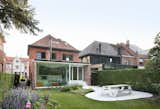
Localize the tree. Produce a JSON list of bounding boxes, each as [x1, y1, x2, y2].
[[0, 0, 41, 35], [149, 32, 160, 66], [146, 32, 160, 83]]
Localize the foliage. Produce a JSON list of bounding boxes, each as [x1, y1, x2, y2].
[[0, 0, 41, 35], [60, 85, 93, 95], [60, 85, 82, 92], [92, 69, 160, 95], [93, 69, 146, 86], [1, 88, 39, 109], [147, 32, 160, 75], [0, 88, 59, 109], [0, 73, 14, 101]]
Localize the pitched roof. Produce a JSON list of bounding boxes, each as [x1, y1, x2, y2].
[[119, 42, 148, 56], [30, 34, 79, 52], [5, 56, 29, 63], [119, 43, 137, 56], [129, 44, 148, 55], [79, 41, 119, 57]]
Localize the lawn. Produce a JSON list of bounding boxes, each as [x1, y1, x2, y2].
[[36, 90, 160, 109]]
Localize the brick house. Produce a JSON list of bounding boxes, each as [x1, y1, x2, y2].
[[28, 35, 91, 88], [118, 40, 149, 68], [0, 35, 5, 72], [28, 35, 80, 62]]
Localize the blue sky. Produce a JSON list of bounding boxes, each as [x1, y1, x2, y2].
[[4, 0, 160, 57]]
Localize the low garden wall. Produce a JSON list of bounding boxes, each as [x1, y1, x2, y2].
[[91, 69, 160, 95]]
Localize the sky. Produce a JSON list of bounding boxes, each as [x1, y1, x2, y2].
[[4, 0, 160, 57]]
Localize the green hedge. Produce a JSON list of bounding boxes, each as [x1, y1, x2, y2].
[[0, 73, 14, 101], [94, 69, 146, 85], [92, 69, 160, 95]]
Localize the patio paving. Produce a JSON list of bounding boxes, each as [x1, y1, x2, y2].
[[84, 86, 153, 101]]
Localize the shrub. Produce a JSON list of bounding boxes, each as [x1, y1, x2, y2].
[[60, 85, 82, 92], [92, 69, 160, 95], [1, 88, 39, 109], [0, 88, 59, 109], [95, 69, 146, 86], [60, 85, 93, 95], [0, 73, 14, 101]]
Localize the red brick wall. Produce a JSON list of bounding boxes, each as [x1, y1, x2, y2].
[[121, 56, 137, 65], [121, 47, 138, 66], [84, 65, 91, 85], [28, 47, 80, 62]]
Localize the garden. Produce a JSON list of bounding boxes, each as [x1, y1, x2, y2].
[[0, 73, 160, 109]]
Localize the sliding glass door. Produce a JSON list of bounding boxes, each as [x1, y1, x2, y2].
[[70, 66, 83, 81]]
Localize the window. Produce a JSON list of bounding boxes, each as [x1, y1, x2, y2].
[[63, 54, 73, 61], [36, 52, 46, 59], [139, 59, 144, 66], [25, 65, 27, 70], [52, 53, 56, 60], [109, 58, 113, 63], [125, 59, 129, 65], [73, 67, 77, 80], [78, 67, 83, 80], [15, 65, 19, 69]]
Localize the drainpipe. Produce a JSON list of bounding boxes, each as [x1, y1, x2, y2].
[[49, 37, 52, 61], [69, 64, 71, 83]]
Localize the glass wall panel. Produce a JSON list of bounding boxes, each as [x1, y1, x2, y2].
[[36, 62, 68, 87], [73, 67, 77, 80], [78, 67, 82, 80]]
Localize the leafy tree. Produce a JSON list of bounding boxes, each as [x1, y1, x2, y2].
[[146, 32, 160, 83], [0, 0, 41, 35], [149, 32, 160, 68]]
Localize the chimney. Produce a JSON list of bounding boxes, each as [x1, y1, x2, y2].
[[99, 43, 101, 53], [126, 40, 130, 48]]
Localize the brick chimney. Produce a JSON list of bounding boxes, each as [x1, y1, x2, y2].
[[126, 40, 130, 48]]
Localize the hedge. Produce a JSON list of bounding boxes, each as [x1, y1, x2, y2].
[[0, 73, 14, 101], [92, 69, 146, 85], [91, 69, 160, 95]]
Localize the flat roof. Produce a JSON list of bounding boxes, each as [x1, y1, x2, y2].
[[35, 60, 90, 66]]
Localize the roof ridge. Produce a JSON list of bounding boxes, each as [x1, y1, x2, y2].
[[29, 34, 79, 51]]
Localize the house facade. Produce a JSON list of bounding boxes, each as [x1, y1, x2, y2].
[[118, 40, 149, 69], [28, 35, 91, 88], [80, 40, 148, 70], [5, 56, 29, 76], [80, 41, 121, 71], [0, 35, 5, 72]]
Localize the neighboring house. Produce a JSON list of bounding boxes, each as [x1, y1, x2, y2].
[[5, 56, 29, 76], [79, 41, 121, 71], [80, 40, 148, 70], [119, 40, 149, 69], [28, 35, 91, 88], [0, 35, 5, 72]]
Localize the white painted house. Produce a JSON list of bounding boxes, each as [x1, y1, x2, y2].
[[5, 56, 29, 76]]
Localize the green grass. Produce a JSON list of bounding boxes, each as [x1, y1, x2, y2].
[[36, 90, 160, 109]]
